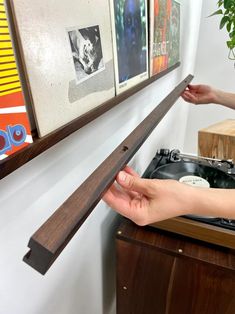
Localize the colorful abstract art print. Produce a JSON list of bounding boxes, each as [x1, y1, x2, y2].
[[0, 0, 32, 160], [10, 0, 115, 137], [110, 0, 149, 94], [150, 0, 171, 76], [68, 25, 105, 85], [169, 0, 180, 67]]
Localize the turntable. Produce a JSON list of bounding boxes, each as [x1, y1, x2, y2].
[[142, 149, 235, 249]]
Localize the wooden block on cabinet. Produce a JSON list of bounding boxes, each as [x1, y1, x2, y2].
[[198, 119, 235, 160]]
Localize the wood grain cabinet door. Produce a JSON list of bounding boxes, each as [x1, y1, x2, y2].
[[117, 240, 176, 314], [117, 239, 235, 314], [168, 258, 235, 314]]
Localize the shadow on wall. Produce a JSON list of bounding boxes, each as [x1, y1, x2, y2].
[[101, 209, 123, 314], [180, 0, 201, 78], [31, 209, 120, 314], [0, 96, 139, 231]]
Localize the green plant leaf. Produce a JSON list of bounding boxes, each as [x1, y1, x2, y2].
[[229, 30, 235, 38], [227, 37, 235, 48], [212, 0, 235, 62], [227, 40, 233, 48], [224, 0, 233, 9], [220, 15, 230, 28], [208, 9, 223, 17], [227, 21, 232, 31], [231, 37, 235, 45]]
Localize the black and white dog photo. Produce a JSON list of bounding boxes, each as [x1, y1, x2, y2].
[[68, 25, 105, 83]]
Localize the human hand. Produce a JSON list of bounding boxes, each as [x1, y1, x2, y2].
[[182, 84, 218, 105], [102, 166, 196, 226]]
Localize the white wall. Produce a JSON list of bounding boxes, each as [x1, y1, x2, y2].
[[0, 1, 202, 314], [184, 0, 235, 154]]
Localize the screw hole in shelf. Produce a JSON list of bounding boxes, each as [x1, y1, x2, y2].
[[122, 146, 129, 152]]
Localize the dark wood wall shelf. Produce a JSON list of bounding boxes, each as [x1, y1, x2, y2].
[[23, 74, 193, 275], [0, 62, 180, 180]]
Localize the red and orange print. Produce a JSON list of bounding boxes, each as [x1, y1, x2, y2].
[[0, 0, 32, 160], [152, 0, 171, 75]]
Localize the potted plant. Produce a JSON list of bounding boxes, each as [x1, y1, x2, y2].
[[211, 0, 235, 59]]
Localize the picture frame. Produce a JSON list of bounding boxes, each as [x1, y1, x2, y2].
[[0, 0, 32, 160], [9, 0, 115, 137], [110, 0, 149, 94], [150, 0, 180, 76], [0, 0, 180, 179]]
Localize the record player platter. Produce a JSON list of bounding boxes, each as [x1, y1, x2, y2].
[[150, 161, 235, 189], [143, 149, 235, 229]]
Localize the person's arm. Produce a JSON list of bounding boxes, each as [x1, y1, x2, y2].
[[182, 84, 235, 110], [102, 166, 235, 226]]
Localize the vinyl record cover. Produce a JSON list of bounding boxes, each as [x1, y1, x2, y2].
[[150, 0, 180, 76], [0, 0, 32, 160], [110, 0, 149, 94], [9, 0, 115, 137], [169, 0, 180, 67], [150, 0, 171, 76]]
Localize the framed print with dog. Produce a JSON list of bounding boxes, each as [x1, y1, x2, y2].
[[9, 0, 115, 137], [67, 25, 105, 85]]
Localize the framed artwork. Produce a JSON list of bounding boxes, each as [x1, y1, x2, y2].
[[150, 0, 180, 76], [110, 0, 149, 94], [169, 0, 180, 67], [0, 0, 32, 160], [9, 0, 115, 137], [67, 25, 105, 85]]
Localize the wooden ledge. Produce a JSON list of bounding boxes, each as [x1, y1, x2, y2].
[[0, 63, 180, 180], [23, 74, 193, 275]]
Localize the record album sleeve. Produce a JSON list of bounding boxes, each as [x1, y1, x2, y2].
[[110, 0, 149, 94], [169, 0, 180, 67], [9, 0, 115, 137], [0, 0, 32, 160], [150, 0, 180, 76]]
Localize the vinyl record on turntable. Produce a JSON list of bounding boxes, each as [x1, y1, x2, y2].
[[144, 149, 235, 223], [150, 161, 235, 189]]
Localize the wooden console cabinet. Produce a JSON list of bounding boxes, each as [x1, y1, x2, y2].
[[116, 219, 235, 314]]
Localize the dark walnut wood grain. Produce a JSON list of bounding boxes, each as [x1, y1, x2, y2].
[[23, 75, 193, 275], [0, 61, 180, 180], [116, 220, 235, 314]]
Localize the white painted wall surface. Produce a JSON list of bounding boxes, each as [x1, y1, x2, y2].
[[184, 0, 235, 154], [0, 1, 202, 314]]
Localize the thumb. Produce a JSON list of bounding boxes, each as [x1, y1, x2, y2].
[[188, 84, 200, 91], [117, 171, 156, 196]]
